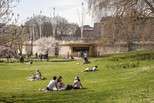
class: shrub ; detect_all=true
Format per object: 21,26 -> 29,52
106,62 -> 139,69
109,57 -> 119,61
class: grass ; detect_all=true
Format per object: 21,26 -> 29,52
0,51 -> 154,103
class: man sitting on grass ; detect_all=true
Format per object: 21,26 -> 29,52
39,76 -> 58,92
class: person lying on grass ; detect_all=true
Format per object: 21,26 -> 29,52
82,66 -> 98,72
39,76 -> 58,92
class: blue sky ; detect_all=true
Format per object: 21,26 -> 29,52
12,0 -> 94,26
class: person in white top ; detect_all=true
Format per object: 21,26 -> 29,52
92,66 -> 97,71
83,51 -> 90,64
46,76 -> 58,91
82,66 -> 98,72
27,70 -> 42,81
34,70 -> 41,80
72,76 -> 83,89
39,76 -> 58,92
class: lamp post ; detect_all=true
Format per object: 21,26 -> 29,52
81,2 -> 84,40
52,7 -> 56,38
30,14 -> 35,56
50,7 -> 58,56
39,11 -> 42,38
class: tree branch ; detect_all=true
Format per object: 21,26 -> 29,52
144,0 -> 154,13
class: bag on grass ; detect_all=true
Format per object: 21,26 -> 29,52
65,84 -> 73,90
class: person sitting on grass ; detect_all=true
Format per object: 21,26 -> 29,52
82,66 -> 98,72
65,76 -> 83,90
28,60 -> 33,64
39,76 -> 58,92
72,76 -> 83,89
27,70 -> 42,81
35,70 -> 42,80
57,76 -> 65,90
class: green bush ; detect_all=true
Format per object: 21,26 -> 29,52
102,50 -> 154,61
109,57 -> 119,61
106,62 -> 139,69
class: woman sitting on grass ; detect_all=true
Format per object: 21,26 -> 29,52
65,76 -> 83,90
27,70 -> 42,81
57,76 -> 65,90
72,76 -> 83,89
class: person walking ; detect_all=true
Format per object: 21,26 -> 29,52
83,51 -> 90,64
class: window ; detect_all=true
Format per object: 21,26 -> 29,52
73,47 -> 89,52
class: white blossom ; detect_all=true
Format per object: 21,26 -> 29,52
0,46 -> 17,58
36,36 -> 58,54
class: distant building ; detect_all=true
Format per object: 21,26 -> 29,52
100,16 -> 154,41
21,17 -> 154,57
80,25 -> 93,39
21,23 -> 101,57
82,24 -> 101,39
59,40 -> 98,57
93,23 -> 101,36
98,16 -> 154,54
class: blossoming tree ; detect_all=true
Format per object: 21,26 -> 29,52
0,46 -> 17,61
36,36 -> 58,60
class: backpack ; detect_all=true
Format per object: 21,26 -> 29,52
65,84 -> 73,90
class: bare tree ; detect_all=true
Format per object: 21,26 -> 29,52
67,23 -> 79,36
88,0 -> 154,19
0,25 -> 29,54
0,25 -> 19,47
36,36 -> 58,61
24,15 -> 53,40
54,16 -> 69,36
0,0 -> 20,48
0,0 -> 19,28
88,0 -> 154,51
0,46 -> 17,60
75,27 -> 81,37
15,25 -> 29,54
24,15 -> 80,40
42,22 -> 53,37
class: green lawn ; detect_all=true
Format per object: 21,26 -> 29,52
0,52 -> 154,103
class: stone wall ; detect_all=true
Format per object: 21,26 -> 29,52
98,43 -> 154,55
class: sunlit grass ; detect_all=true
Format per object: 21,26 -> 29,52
0,51 -> 154,103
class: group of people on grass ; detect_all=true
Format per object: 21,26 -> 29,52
26,65 -> 98,92
66,51 -> 90,64
39,75 -> 83,92
27,65 -> 98,81
66,52 -> 74,60
26,70 -> 83,91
